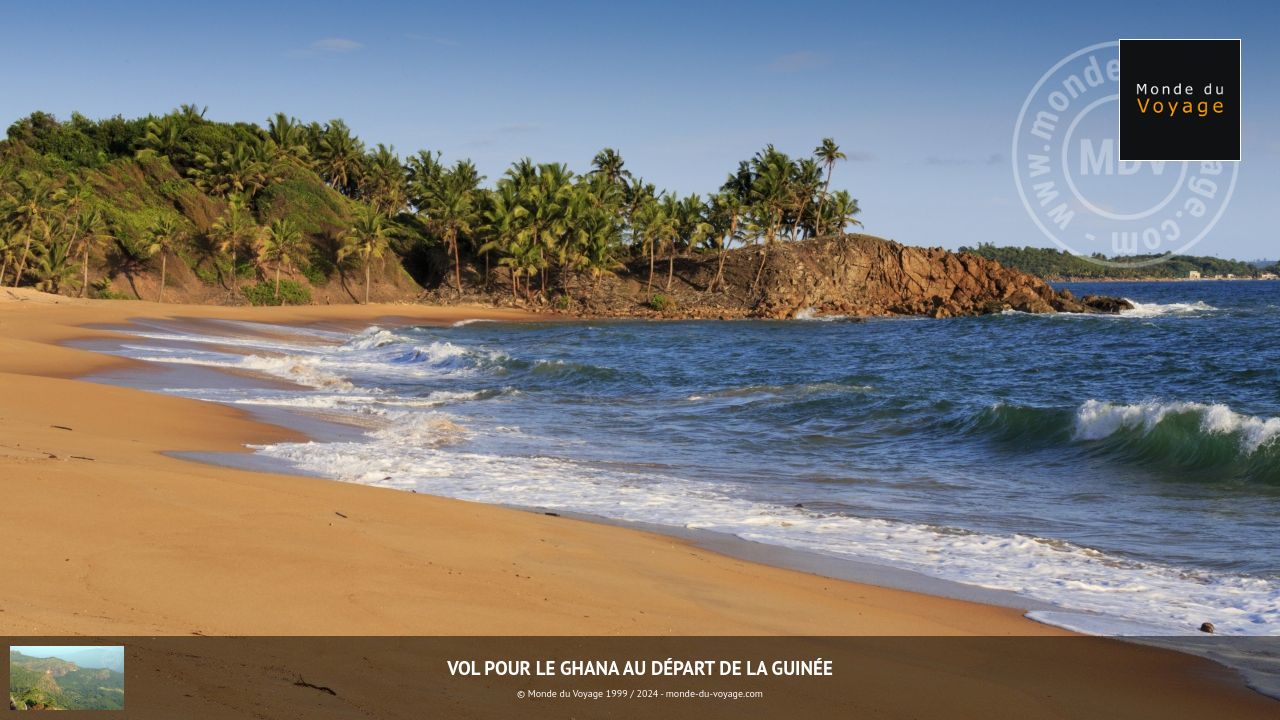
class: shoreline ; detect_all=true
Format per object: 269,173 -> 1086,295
1,289 -> 1276,715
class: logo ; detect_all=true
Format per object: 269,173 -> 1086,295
1012,42 -> 1238,267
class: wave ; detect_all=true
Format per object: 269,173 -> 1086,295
794,307 -> 852,322
1000,299 -> 1218,319
969,400 -> 1280,482
1119,299 -> 1218,318
251,424 -> 1280,636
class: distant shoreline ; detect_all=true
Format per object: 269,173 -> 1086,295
1052,276 -> 1279,283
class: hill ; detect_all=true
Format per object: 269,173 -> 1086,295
9,649 -> 124,711
959,243 -> 1264,280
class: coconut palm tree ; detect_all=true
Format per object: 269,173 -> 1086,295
256,218 -> 305,301
816,190 -> 862,236
478,184 -> 526,297
32,239 -> 76,294
74,207 -> 109,297
189,142 -> 276,200
265,113 -> 310,165
748,147 -> 793,287
339,207 -> 392,304
136,116 -> 185,161
813,138 -> 847,230
511,163 -> 573,298
590,148 -> 630,187
788,158 -> 823,241
210,198 -> 258,293
6,172 -> 57,287
708,190 -> 745,293
146,216 -> 184,303
317,120 -> 365,195
423,161 -> 482,291
362,144 -> 407,216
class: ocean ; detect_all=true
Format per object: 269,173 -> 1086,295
97,280 -> 1280,637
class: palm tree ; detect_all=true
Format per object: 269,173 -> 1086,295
32,240 -> 77,294
339,207 -> 392,304
748,146 -> 793,287
258,217 -> 305,300
189,142 -> 277,200
423,161 -> 482,291
788,158 -> 823,241
265,112 -> 310,165
478,184 -> 526,298
816,190 -> 862,236
590,148 -> 630,186
362,144 -> 407,216
317,120 -> 365,195
708,190 -> 744,293
74,207 -> 109,297
813,138 -> 846,231
136,117 -> 185,160
146,216 -> 184,303
7,173 -> 57,287
210,199 -> 258,293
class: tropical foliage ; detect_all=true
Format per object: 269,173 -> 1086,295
0,108 -> 864,303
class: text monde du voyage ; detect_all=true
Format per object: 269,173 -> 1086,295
1134,82 -> 1228,118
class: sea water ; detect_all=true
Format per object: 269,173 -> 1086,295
98,280 -> 1280,638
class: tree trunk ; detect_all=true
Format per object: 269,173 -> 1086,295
510,269 -> 518,303
160,254 -> 168,303
450,231 -> 462,291
80,247 -> 90,298
816,163 -> 834,235
647,240 -> 655,292
753,243 -> 769,289
666,252 -> 674,291
13,235 -> 33,287
364,262 -> 371,304
274,263 -> 281,301
1,253 -> 10,288
711,212 -> 737,293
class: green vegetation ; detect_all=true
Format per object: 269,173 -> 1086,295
1,107 -> 862,304
960,243 -> 1263,280
242,278 -> 312,306
9,650 -> 124,711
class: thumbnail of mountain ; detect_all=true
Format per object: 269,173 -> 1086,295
9,649 -> 125,711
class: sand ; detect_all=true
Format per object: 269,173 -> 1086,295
0,288 -> 1274,718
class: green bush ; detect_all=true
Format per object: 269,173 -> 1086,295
242,279 -> 312,306
300,256 -> 331,286
647,293 -> 675,312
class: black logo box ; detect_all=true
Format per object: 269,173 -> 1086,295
1119,39 -> 1241,162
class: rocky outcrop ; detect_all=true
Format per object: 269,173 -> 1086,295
426,233 -> 1132,320
734,235 -> 1130,319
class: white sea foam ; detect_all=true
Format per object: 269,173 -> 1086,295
794,307 -> 850,321
1119,299 -> 1218,317
251,419 -> 1280,636
1074,400 -> 1280,453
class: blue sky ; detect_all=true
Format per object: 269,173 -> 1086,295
2,0 -> 1276,258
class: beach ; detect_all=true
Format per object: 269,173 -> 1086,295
1,288 -> 1276,718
